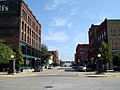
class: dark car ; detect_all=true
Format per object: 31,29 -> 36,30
72,66 -> 79,69
34,66 -> 43,72
113,66 -> 120,71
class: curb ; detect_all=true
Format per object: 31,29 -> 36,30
0,72 -> 37,78
86,75 -> 120,78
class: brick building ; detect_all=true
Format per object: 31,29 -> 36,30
88,25 -> 99,60
88,18 -> 120,69
0,0 -> 41,68
75,44 -> 89,65
49,50 -> 59,65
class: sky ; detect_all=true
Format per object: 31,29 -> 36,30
25,0 -> 120,61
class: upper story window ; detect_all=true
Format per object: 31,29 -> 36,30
22,9 -> 27,21
25,23 -> 26,32
80,48 -> 87,53
32,21 -> 35,30
28,16 -> 31,26
22,21 -> 24,30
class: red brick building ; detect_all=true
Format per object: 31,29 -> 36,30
88,24 -> 99,60
75,44 -> 89,65
0,0 -> 41,68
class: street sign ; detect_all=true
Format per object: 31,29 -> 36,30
26,60 -> 30,65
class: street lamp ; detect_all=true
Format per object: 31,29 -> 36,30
11,55 -> 14,59
96,54 -> 104,74
8,55 -> 16,75
97,54 -> 101,58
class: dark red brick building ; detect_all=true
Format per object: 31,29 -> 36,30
75,44 -> 89,65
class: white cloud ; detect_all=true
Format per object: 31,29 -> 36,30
72,27 -> 88,45
70,7 -> 81,16
98,13 -> 108,20
83,10 -> 108,21
50,17 -> 72,29
44,0 -> 76,10
43,31 -> 69,42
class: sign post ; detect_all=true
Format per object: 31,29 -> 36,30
26,60 -> 30,75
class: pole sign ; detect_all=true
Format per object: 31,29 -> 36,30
26,60 -> 30,65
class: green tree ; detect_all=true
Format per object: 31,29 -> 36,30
15,48 -> 24,71
113,51 -> 120,66
100,41 -> 112,64
40,44 -> 51,66
0,43 -> 14,64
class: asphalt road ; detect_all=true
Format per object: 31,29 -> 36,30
0,67 -> 120,90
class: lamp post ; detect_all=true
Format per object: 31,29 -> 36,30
8,55 -> 16,75
11,55 -> 14,59
96,54 -> 104,74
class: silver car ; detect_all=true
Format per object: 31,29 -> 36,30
77,66 -> 87,72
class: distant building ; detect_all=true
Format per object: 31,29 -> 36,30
49,50 -> 59,65
0,0 -> 41,68
75,44 -> 89,65
88,24 -> 99,60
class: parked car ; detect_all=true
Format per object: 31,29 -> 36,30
72,66 -> 79,69
113,66 -> 120,71
34,66 -> 43,72
77,66 -> 87,72
48,65 -> 53,69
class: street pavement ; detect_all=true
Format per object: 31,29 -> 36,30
0,67 -> 120,90
0,67 -> 120,78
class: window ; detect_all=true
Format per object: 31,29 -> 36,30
27,36 -> 29,43
25,23 -> 26,32
32,21 -> 35,29
27,26 -> 29,34
22,21 -> 24,30
80,48 -> 87,53
28,16 -> 31,26
22,32 -> 24,40
30,28 -> 31,36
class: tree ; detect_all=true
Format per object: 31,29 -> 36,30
40,44 -> 51,66
15,48 -> 24,71
113,51 -> 120,66
100,41 -> 112,64
0,43 -> 14,64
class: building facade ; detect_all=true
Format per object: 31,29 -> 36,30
88,18 -> 120,69
89,24 -> 99,60
0,0 -> 41,68
96,19 -> 120,68
49,50 -> 59,65
75,44 -> 89,65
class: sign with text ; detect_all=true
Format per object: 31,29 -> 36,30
0,5 -> 9,11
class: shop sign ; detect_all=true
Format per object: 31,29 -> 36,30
0,5 -> 9,11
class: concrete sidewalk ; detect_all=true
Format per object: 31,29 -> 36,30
85,71 -> 120,78
0,69 -> 39,78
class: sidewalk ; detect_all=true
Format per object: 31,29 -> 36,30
85,71 -> 120,78
0,69 -> 39,78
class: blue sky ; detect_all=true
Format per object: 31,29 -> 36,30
25,0 -> 120,61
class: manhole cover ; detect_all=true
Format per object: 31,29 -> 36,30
44,86 -> 53,88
